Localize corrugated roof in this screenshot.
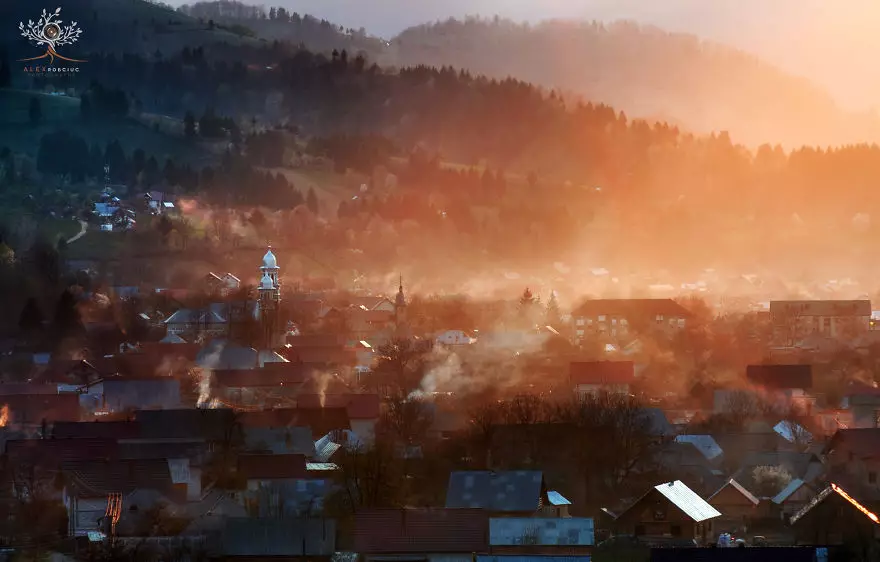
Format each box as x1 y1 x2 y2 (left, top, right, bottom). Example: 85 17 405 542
296 393 380 419
772 478 806 504
354 508 489 553
770 300 871 319
244 427 315 456
653 480 721 522
6 438 118 464
789 486 834 524
53 420 140 440
675 435 723 461
489 517 594 546
446 471 544 512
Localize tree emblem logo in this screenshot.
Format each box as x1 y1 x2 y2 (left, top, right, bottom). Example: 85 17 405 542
18 7 86 64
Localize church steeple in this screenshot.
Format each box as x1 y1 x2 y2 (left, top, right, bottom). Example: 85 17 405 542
395 275 406 308
258 245 282 348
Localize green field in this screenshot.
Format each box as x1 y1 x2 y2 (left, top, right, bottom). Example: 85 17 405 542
0 89 211 165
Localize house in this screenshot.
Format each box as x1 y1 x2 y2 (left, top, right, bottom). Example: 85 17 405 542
213 365 310 406
770 300 871 346
5 438 118 500
101 377 182 412
789 483 880 545
236 454 329 517
205 272 241 297
211 517 336 559
435 330 477 346
657 442 725 499
674 435 723 465
613 480 720 544
446 471 550 515
196 340 260 370
824 428 880 492
730 451 825 499
243 426 315 456
164 309 229 339
745 364 815 412
707 479 759 535
238 407 351 440
571 299 691 342
488 517 593 555
570 361 635 396
771 478 814 517
133 408 239 443
840 382 880 428
354 508 489 562
62 458 181 537
295 394 380 442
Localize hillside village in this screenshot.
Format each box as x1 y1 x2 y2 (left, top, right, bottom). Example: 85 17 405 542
2 0 880 561
0 239 877 560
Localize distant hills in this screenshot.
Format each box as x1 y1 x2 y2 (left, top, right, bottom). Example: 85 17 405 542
384 18 879 148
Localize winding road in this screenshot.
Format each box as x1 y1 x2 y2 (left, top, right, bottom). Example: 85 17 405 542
67 220 88 244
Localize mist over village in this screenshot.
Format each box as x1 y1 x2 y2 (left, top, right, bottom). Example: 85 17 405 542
1 0 880 561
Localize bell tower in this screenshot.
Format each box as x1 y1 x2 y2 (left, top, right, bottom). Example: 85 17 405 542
258 246 282 348
394 275 407 336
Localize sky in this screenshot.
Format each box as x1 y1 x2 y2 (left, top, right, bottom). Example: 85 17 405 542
169 0 880 111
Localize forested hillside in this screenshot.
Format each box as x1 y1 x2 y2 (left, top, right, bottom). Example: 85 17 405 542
388 18 876 148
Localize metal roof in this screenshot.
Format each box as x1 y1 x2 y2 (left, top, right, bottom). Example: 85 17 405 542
774 421 813 444
772 478 806 504
489 517 594 546
653 480 721 522
675 434 723 460
547 491 571 506
446 471 544 512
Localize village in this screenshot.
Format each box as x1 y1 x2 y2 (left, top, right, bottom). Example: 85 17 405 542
0 241 875 561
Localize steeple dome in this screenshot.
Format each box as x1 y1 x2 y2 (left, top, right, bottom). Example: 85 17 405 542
262 247 277 269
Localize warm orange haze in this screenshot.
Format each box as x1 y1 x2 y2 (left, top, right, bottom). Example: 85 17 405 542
0 0 879 559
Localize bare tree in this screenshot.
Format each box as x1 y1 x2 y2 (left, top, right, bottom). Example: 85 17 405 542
379 395 434 446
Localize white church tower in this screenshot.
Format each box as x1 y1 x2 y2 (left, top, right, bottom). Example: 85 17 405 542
257 246 282 348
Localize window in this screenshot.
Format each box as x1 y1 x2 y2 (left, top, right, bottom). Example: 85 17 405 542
656 314 664 323
611 318 617 325
576 318 585 326
870 472 877 484
598 315 606 322
671 525 682 537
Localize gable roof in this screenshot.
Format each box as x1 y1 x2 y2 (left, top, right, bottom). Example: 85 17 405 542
572 298 691 318
790 483 880 525
709 479 759 506
652 480 721 522
746 364 813 390
446 471 544 512
62 458 175 498
354 508 489 554
825 428 880 458
0 383 57 396
569 361 635 385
